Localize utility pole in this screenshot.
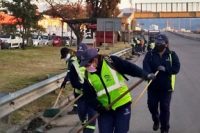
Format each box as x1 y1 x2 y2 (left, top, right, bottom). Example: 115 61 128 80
189 18 192 31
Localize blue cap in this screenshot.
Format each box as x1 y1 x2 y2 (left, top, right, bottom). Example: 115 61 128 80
80 48 98 66
155 34 169 45
76 43 88 59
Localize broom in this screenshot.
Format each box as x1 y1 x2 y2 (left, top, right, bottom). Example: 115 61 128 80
43 88 64 118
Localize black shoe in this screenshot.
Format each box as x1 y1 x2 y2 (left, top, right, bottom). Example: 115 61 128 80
153 122 159 131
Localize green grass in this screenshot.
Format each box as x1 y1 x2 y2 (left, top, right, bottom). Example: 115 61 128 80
0 42 131 124
0 46 65 92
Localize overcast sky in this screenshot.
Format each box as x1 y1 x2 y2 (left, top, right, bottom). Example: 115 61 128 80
33 0 200 11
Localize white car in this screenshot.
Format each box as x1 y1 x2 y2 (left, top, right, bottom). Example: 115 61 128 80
0 34 22 49
32 35 46 46
42 35 52 45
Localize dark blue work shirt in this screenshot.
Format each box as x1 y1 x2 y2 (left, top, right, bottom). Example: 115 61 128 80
143 48 180 92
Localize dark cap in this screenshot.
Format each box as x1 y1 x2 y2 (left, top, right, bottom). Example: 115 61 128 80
60 47 70 59
80 48 98 66
76 43 88 59
155 34 169 45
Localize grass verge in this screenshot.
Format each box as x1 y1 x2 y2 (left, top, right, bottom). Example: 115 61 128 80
0 42 131 125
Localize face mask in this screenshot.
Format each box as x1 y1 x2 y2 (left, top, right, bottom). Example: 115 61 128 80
86 63 97 72
65 53 71 62
154 45 166 52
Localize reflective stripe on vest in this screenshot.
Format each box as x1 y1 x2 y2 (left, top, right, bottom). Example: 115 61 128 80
97 66 126 97
169 53 176 91
82 120 96 130
87 60 132 110
71 56 85 84
74 88 83 94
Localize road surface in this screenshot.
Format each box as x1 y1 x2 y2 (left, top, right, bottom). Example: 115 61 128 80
45 32 200 133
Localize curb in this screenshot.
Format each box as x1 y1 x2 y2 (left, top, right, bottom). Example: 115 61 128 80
168 31 200 41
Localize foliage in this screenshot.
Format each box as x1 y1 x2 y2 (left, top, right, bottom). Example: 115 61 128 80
44 0 121 44
44 0 87 44
1 24 17 34
86 0 121 18
2 0 43 48
44 2 86 19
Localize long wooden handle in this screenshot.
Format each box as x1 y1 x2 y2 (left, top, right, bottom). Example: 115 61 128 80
76 78 144 133
53 88 63 107
132 71 159 108
44 94 83 128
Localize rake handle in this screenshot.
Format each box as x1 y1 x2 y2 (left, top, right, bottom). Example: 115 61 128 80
53 88 63 108
76 78 144 133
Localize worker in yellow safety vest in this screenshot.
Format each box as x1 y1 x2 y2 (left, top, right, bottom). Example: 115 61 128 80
79 48 156 133
60 44 96 133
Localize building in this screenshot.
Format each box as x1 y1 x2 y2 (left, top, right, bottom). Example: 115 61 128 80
38 15 68 36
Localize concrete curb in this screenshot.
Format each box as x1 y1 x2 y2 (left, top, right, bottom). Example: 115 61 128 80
168 31 200 41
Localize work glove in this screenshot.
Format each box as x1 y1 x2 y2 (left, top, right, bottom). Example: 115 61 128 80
157 65 166 72
146 73 156 80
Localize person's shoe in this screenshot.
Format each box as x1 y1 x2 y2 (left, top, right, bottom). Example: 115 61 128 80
153 122 159 131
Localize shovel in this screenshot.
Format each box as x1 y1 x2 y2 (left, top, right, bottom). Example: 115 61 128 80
43 88 64 118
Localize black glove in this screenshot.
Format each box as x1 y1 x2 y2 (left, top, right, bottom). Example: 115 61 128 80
96 105 108 114
158 65 166 72
145 73 156 80
60 81 66 88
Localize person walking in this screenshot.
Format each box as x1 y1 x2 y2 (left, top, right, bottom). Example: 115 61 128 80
60 44 96 133
143 34 180 133
79 48 156 133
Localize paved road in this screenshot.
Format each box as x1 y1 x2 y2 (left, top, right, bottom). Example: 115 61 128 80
46 32 200 133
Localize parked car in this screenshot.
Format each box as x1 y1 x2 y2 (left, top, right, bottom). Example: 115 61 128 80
42 35 52 45
32 34 46 46
61 36 70 46
52 36 62 47
0 34 22 49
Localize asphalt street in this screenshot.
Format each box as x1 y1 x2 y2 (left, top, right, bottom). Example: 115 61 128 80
46 32 200 133
130 32 200 133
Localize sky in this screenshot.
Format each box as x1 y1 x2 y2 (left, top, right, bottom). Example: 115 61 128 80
5 0 200 12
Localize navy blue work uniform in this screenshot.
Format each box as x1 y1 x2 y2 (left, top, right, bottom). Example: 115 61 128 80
82 55 149 133
143 48 180 132
63 56 96 133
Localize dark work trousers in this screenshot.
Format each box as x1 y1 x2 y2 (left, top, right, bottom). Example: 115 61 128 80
147 90 172 131
98 103 131 133
77 97 96 133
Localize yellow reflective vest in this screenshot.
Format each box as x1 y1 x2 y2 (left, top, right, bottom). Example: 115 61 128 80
87 60 132 110
169 53 176 91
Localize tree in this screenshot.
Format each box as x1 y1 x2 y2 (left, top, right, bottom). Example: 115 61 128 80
44 0 121 45
44 0 87 44
44 2 86 19
86 0 121 18
3 0 43 49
